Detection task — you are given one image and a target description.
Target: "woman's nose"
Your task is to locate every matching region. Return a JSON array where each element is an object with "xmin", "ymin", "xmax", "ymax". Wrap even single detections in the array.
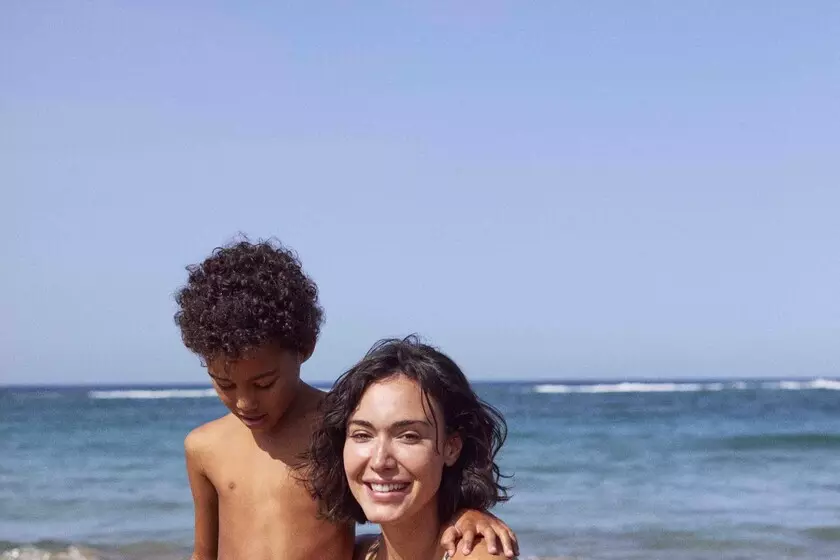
[{"xmin": 370, "ymin": 439, "xmax": 396, "ymax": 471}]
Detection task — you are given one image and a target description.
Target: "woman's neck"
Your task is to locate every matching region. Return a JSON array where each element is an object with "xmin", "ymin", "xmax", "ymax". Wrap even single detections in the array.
[{"xmin": 378, "ymin": 503, "xmax": 443, "ymax": 560}]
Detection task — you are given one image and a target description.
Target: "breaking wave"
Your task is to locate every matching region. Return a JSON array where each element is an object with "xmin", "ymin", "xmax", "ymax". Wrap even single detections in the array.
[
  {"xmin": 88, "ymin": 389, "xmax": 217, "ymax": 400},
  {"xmin": 533, "ymin": 378, "xmax": 840, "ymax": 394}
]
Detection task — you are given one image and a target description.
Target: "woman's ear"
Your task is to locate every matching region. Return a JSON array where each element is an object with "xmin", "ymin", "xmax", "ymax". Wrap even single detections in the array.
[{"xmin": 444, "ymin": 433, "xmax": 463, "ymax": 466}]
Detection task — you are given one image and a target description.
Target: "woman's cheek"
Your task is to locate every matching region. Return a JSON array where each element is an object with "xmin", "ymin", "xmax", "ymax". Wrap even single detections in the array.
[
  {"xmin": 343, "ymin": 441, "xmax": 365, "ymax": 476},
  {"xmin": 395, "ymin": 442, "xmax": 430, "ymax": 471}
]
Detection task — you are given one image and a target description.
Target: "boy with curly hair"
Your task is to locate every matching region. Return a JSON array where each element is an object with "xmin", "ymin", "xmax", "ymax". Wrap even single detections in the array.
[{"xmin": 174, "ymin": 239, "xmax": 518, "ymax": 560}]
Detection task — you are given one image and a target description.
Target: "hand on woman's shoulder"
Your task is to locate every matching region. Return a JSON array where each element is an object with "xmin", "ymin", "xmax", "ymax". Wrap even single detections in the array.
[{"xmin": 448, "ymin": 539, "xmax": 518, "ymax": 560}]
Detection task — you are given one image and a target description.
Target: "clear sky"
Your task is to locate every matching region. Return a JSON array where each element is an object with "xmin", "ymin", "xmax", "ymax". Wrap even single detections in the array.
[{"xmin": 3, "ymin": 2, "xmax": 839, "ymax": 385}]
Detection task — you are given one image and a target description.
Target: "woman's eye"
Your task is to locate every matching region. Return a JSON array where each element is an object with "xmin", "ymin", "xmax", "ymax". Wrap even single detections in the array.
[
  {"xmin": 399, "ymin": 433, "xmax": 421, "ymax": 443},
  {"xmin": 216, "ymin": 382, "xmax": 235, "ymax": 390},
  {"xmin": 349, "ymin": 432, "xmax": 372, "ymax": 442}
]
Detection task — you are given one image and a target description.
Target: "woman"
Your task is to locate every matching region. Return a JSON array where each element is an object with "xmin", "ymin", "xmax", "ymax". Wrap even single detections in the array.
[{"xmin": 306, "ymin": 336, "xmax": 515, "ymax": 560}]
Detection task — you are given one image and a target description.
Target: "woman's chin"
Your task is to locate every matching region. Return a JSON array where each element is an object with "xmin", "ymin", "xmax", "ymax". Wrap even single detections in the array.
[{"xmin": 361, "ymin": 503, "xmax": 409, "ymax": 525}]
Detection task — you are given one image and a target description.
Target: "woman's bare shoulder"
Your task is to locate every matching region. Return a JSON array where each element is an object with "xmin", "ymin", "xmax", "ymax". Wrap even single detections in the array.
[{"xmin": 449, "ymin": 539, "xmax": 519, "ymax": 560}]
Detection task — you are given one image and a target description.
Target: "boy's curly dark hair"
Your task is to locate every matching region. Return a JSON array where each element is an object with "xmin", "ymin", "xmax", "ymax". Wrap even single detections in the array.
[
  {"xmin": 174, "ymin": 238, "xmax": 323, "ymax": 360},
  {"xmin": 304, "ymin": 336, "xmax": 509, "ymax": 524}
]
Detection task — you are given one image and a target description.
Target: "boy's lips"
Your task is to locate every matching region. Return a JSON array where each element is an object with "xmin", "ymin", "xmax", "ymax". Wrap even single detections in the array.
[{"xmin": 238, "ymin": 413, "xmax": 268, "ymax": 428}]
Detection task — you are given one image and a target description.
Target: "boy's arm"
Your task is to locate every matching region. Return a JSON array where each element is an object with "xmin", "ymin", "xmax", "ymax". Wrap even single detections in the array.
[
  {"xmin": 440, "ymin": 510, "xmax": 518, "ymax": 558},
  {"xmin": 185, "ymin": 431, "xmax": 219, "ymax": 560}
]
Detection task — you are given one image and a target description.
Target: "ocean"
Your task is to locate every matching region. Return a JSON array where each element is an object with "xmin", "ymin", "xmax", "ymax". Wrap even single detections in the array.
[{"xmin": 2, "ymin": 379, "xmax": 840, "ymax": 560}]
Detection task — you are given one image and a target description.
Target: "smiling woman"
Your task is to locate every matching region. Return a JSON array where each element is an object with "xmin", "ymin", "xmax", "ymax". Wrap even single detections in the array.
[{"xmin": 305, "ymin": 336, "xmax": 514, "ymax": 560}]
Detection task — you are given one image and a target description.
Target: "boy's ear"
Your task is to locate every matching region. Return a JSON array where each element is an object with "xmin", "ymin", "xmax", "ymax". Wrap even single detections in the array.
[
  {"xmin": 299, "ymin": 340, "xmax": 316, "ymax": 364},
  {"xmin": 444, "ymin": 433, "xmax": 463, "ymax": 467}
]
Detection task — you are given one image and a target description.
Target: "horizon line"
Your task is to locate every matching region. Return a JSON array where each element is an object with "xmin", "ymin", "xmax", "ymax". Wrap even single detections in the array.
[{"xmin": 3, "ymin": 374, "xmax": 839, "ymax": 389}]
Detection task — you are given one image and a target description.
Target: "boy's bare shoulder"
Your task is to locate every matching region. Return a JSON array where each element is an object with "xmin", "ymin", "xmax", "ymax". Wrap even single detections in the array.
[{"xmin": 185, "ymin": 414, "xmax": 240, "ymax": 458}]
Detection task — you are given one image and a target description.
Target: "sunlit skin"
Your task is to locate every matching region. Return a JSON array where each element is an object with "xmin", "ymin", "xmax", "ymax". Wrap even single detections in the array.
[
  {"xmin": 185, "ymin": 344, "xmax": 353, "ymax": 560},
  {"xmin": 185, "ymin": 345, "xmax": 514, "ymax": 560},
  {"xmin": 345, "ymin": 375, "xmax": 507, "ymax": 560}
]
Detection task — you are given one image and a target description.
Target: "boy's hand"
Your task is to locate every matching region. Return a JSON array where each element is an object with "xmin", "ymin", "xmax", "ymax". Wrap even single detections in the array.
[{"xmin": 440, "ymin": 510, "xmax": 518, "ymax": 558}]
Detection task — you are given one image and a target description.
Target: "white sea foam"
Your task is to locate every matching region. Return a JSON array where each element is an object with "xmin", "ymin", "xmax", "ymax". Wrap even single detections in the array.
[
  {"xmin": 534, "ymin": 378, "xmax": 840, "ymax": 394},
  {"xmin": 812, "ymin": 378, "xmax": 840, "ymax": 390},
  {"xmin": 88, "ymin": 388, "xmax": 217, "ymax": 399},
  {"xmin": 1, "ymin": 546, "xmax": 95, "ymax": 560},
  {"xmin": 762, "ymin": 378, "xmax": 840, "ymax": 391},
  {"xmin": 534, "ymin": 382, "xmax": 710, "ymax": 394}
]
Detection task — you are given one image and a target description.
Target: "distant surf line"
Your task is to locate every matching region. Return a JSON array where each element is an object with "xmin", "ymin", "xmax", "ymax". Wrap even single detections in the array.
[
  {"xmin": 533, "ymin": 378, "xmax": 840, "ymax": 394},
  {"xmin": 87, "ymin": 384, "xmax": 334, "ymax": 399},
  {"xmin": 88, "ymin": 388, "xmax": 219, "ymax": 399},
  {"xmin": 82, "ymin": 378, "xmax": 840, "ymax": 399}
]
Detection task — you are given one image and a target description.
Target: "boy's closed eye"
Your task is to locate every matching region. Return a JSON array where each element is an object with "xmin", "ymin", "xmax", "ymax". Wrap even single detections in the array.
[{"xmin": 254, "ymin": 378, "xmax": 277, "ymax": 389}]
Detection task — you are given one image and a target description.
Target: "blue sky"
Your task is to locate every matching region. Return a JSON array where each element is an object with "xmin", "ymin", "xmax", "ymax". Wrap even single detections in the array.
[{"xmin": 3, "ymin": 2, "xmax": 839, "ymax": 384}]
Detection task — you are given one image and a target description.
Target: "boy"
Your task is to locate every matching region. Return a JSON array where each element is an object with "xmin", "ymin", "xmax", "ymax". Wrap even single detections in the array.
[{"xmin": 174, "ymin": 239, "xmax": 518, "ymax": 560}]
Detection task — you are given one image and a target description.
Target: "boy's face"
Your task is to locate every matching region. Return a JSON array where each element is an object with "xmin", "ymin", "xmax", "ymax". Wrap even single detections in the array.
[{"xmin": 206, "ymin": 344, "xmax": 303, "ymax": 432}]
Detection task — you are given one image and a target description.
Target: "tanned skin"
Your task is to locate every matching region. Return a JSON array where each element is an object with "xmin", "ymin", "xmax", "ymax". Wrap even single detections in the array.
[
  {"xmin": 185, "ymin": 345, "xmax": 354, "ymax": 560},
  {"xmin": 184, "ymin": 345, "xmax": 518, "ymax": 559}
]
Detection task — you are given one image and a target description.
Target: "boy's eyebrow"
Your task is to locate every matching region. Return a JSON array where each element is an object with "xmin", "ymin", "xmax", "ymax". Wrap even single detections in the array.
[
  {"xmin": 249, "ymin": 368, "xmax": 278, "ymax": 381},
  {"xmin": 348, "ymin": 419, "xmax": 432, "ymax": 429},
  {"xmin": 208, "ymin": 369, "xmax": 278, "ymax": 381}
]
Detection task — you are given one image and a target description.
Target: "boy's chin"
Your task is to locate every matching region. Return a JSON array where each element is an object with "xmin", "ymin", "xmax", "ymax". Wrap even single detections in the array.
[{"xmin": 237, "ymin": 414, "xmax": 273, "ymax": 431}]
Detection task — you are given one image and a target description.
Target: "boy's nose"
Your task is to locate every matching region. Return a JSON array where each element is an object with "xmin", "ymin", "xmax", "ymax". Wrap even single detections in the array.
[{"xmin": 236, "ymin": 395, "xmax": 259, "ymax": 412}]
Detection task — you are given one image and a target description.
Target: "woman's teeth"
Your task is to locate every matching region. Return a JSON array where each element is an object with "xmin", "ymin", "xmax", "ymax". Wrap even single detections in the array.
[{"xmin": 369, "ymin": 482, "xmax": 409, "ymax": 492}]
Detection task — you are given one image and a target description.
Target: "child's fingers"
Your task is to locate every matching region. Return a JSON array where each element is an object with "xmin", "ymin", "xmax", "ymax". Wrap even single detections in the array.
[
  {"xmin": 459, "ymin": 529, "xmax": 476, "ymax": 555},
  {"xmin": 480, "ymin": 524, "xmax": 499, "ymax": 554},
  {"xmin": 507, "ymin": 529, "xmax": 519, "ymax": 557},
  {"xmin": 485, "ymin": 520, "xmax": 517, "ymax": 557},
  {"xmin": 496, "ymin": 528, "xmax": 517, "ymax": 557},
  {"xmin": 439, "ymin": 526, "xmax": 460, "ymax": 556}
]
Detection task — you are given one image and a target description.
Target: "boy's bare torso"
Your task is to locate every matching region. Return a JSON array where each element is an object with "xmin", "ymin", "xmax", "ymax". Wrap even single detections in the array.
[{"xmin": 186, "ymin": 389, "xmax": 354, "ymax": 560}]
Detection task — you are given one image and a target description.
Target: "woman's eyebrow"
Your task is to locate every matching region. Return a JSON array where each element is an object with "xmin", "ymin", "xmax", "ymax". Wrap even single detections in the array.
[
  {"xmin": 391, "ymin": 419, "xmax": 432, "ymax": 429},
  {"xmin": 348, "ymin": 419, "xmax": 432, "ymax": 429}
]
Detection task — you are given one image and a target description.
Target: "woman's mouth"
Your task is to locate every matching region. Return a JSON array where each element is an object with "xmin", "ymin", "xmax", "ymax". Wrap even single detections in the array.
[
  {"xmin": 364, "ymin": 481, "xmax": 411, "ymax": 502},
  {"xmin": 367, "ymin": 482, "xmax": 410, "ymax": 493}
]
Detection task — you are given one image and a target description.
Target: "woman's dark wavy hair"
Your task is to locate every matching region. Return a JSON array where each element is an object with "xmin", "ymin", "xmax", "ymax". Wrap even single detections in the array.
[
  {"xmin": 174, "ymin": 237, "xmax": 323, "ymax": 360},
  {"xmin": 305, "ymin": 335, "xmax": 509, "ymax": 524}
]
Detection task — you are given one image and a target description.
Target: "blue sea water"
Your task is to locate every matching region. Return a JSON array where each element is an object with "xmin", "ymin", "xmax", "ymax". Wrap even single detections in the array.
[{"xmin": 2, "ymin": 379, "xmax": 840, "ymax": 560}]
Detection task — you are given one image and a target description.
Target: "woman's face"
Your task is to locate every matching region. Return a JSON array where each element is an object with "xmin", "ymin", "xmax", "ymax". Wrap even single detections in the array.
[{"xmin": 343, "ymin": 374, "xmax": 461, "ymax": 525}]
